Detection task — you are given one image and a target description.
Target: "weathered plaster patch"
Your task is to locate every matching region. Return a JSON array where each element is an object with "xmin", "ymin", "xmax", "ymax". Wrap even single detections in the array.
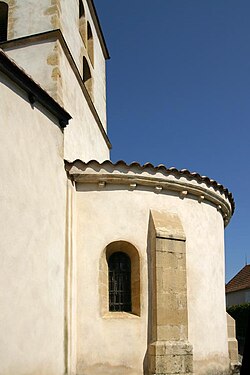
[
  {"xmin": 194, "ymin": 356, "xmax": 231, "ymax": 375},
  {"xmin": 47, "ymin": 50, "xmax": 59, "ymax": 66},
  {"xmin": 78, "ymin": 363, "xmax": 140, "ymax": 375},
  {"xmin": 47, "ymin": 41, "xmax": 63, "ymax": 106},
  {"xmin": 51, "ymin": 66, "xmax": 61, "ymax": 80},
  {"xmin": 44, "ymin": 0, "xmax": 61, "ymax": 30}
]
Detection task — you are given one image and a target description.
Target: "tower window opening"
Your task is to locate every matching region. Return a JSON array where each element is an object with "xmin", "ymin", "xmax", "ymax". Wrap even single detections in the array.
[
  {"xmin": 83, "ymin": 56, "xmax": 92, "ymax": 97},
  {"xmin": 79, "ymin": 0, "xmax": 85, "ymax": 18},
  {"xmin": 0, "ymin": 2, "xmax": 8, "ymax": 43},
  {"xmin": 87, "ymin": 22, "xmax": 94, "ymax": 66},
  {"xmin": 108, "ymin": 252, "xmax": 131, "ymax": 312},
  {"xmin": 79, "ymin": 0, "xmax": 86, "ymax": 44}
]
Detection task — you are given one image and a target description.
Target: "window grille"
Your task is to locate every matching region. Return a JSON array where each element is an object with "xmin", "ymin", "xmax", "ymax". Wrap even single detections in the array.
[{"xmin": 108, "ymin": 252, "xmax": 131, "ymax": 312}]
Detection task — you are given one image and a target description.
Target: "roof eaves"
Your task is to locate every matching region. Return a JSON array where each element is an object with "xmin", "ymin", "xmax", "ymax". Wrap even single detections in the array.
[{"xmin": 65, "ymin": 159, "xmax": 235, "ymax": 215}]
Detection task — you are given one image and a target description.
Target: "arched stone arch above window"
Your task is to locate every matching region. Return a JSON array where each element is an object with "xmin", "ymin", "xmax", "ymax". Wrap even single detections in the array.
[
  {"xmin": 79, "ymin": 0, "xmax": 86, "ymax": 45},
  {"xmin": 0, "ymin": 2, "xmax": 8, "ymax": 43},
  {"xmin": 99, "ymin": 241, "xmax": 141, "ymax": 317}
]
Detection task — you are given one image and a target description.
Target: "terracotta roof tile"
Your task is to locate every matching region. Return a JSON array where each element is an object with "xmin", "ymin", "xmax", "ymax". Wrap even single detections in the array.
[
  {"xmin": 226, "ymin": 265, "xmax": 250, "ymax": 293},
  {"xmin": 65, "ymin": 159, "xmax": 235, "ymax": 214}
]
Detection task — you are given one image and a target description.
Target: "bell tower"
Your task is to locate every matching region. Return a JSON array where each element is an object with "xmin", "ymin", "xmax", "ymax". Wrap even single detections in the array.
[{"xmin": 0, "ymin": 0, "xmax": 111, "ymax": 162}]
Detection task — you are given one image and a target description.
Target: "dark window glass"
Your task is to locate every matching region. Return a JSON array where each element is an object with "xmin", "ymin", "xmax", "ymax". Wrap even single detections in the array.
[
  {"xmin": 108, "ymin": 252, "xmax": 131, "ymax": 312},
  {"xmin": 83, "ymin": 56, "xmax": 91, "ymax": 83},
  {"xmin": 0, "ymin": 2, "xmax": 8, "ymax": 43},
  {"xmin": 79, "ymin": 0, "xmax": 84, "ymax": 18},
  {"xmin": 87, "ymin": 22, "xmax": 92, "ymax": 40}
]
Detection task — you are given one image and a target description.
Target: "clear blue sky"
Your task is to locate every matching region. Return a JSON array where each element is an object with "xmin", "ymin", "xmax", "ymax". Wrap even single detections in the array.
[{"xmin": 94, "ymin": 0, "xmax": 250, "ymax": 282}]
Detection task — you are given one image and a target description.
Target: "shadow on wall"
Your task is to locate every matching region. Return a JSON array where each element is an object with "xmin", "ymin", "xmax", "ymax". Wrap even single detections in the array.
[{"xmin": 143, "ymin": 213, "xmax": 153, "ymax": 375}]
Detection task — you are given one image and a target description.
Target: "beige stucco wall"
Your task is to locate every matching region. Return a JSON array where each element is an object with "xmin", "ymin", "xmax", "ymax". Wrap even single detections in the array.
[
  {"xmin": 0, "ymin": 72, "xmax": 66, "ymax": 375},
  {"xmin": 75, "ymin": 184, "xmax": 230, "ymax": 375}
]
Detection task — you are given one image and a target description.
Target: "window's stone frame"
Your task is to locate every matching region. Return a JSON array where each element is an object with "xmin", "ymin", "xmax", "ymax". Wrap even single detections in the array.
[{"xmin": 99, "ymin": 240, "xmax": 141, "ymax": 317}]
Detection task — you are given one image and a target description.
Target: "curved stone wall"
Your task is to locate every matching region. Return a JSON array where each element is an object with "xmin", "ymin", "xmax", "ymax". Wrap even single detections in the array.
[{"xmin": 66, "ymin": 160, "xmax": 232, "ymax": 375}]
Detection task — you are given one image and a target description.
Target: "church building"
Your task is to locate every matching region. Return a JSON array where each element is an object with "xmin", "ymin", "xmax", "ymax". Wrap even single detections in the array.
[{"xmin": 0, "ymin": 1, "xmax": 239, "ymax": 374}]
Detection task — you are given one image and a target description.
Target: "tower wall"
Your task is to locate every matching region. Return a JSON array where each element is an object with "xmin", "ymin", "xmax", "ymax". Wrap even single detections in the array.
[
  {"xmin": 2, "ymin": 0, "xmax": 109, "ymax": 162},
  {"xmin": 6, "ymin": 0, "xmax": 56, "ymax": 40}
]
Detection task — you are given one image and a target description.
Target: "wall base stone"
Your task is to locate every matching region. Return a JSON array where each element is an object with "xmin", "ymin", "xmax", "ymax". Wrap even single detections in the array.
[
  {"xmin": 230, "ymin": 364, "xmax": 241, "ymax": 375},
  {"xmin": 149, "ymin": 340, "xmax": 193, "ymax": 375}
]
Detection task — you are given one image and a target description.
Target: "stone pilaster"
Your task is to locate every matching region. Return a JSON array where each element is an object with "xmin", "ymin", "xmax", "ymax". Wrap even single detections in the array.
[
  {"xmin": 149, "ymin": 210, "xmax": 193, "ymax": 375},
  {"xmin": 227, "ymin": 313, "xmax": 240, "ymax": 374}
]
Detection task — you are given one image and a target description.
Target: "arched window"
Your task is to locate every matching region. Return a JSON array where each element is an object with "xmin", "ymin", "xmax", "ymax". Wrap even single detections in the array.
[
  {"xmin": 87, "ymin": 22, "xmax": 94, "ymax": 66},
  {"xmin": 108, "ymin": 252, "xmax": 131, "ymax": 312},
  {"xmin": 83, "ymin": 56, "xmax": 92, "ymax": 96},
  {"xmin": 99, "ymin": 241, "xmax": 140, "ymax": 316},
  {"xmin": 79, "ymin": 0, "xmax": 86, "ymax": 44},
  {"xmin": 0, "ymin": 2, "xmax": 8, "ymax": 43}
]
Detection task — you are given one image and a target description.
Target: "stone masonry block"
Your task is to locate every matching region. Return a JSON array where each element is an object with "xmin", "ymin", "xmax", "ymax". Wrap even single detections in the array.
[
  {"xmin": 156, "ymin": 325, "xmax": 182, "ymax": 341},
  {"xmin": 161, "ymin": 268, "xmax": 187, "ymax": 292},
  {"xmin": 156, "ymin": 324, "xmax": 188, "ymax": 341},
  {"xmin": 155, "ymin": 354, "xmax": 184, "ymax": 373},
  {"xmin": 228, "ymin": 338, "xmax": 239, "ymax": 364},
  {"xmin": 150, "ymin": 353, "xmax": 193, "ymax": 374},
  {"xmin": 156, "ymin": 238, "xmax": 186, "ymax": 254},
  {"xmin": 149, "ymin": 341, "xmax": 193, "ymax": 356}
]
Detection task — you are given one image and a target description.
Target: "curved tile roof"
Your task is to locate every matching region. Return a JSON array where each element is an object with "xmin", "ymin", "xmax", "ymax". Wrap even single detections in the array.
[{"xmin": 65, "ymin": 159, "xmax": 235, "ymax": 214}]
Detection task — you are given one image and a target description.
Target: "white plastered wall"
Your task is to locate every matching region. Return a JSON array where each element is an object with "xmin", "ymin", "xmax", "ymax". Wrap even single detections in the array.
[
  {"xmin": 6, "ymin": 40, "xmax": 110, "ymax": 162},
  {"xmin": 5, "ymin": 0, "xmax": 53, "ymax": 39},
  {"xmin": 6, "ymin": 0, "xmax": 107, "ymax": 131},
  {"xmin": 59, "ymin": 42, "xmax": 109, "ymax": 162},
  {"xmin": 74, "ymin": 185, "xmax": 229, "ymax": 375},
  {"xmin": 5, "ymin": 0, "xmax": 109, "ymax": 162},
  {"xmin": 0, "ymin": 73, "xmax": 66, "ymax": 375},
  {"xmin": 6, "ymin": 41, "xmax": 57, "ymax": 97}
]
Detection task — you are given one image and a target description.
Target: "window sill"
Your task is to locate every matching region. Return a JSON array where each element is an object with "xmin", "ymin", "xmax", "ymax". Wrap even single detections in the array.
[{"xmin": 102, "ymin": 312, "xmax": 140, "ymax": 319}]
